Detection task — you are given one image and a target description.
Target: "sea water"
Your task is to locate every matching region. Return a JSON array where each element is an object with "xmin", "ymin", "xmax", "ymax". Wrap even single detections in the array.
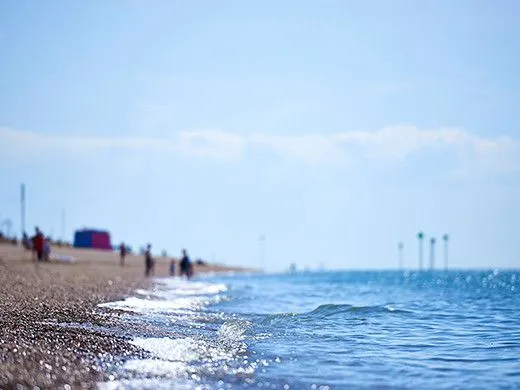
[{"xmin": 98, "ymin": 270, "xmax": 520, "ymax": 389}]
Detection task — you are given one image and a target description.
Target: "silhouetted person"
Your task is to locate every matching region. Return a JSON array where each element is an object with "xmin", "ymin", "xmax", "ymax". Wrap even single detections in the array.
[
  {"xmin": 179, "ymin": 249, "xmax": 193, "ymax": 279},
  {"xmin": 32, "ymin": 227, "xmax": 44, "ymax": 262},
  {"xmin": 169, "ymin": 259, "xmax": 176, "ymax": 276},
  {"xmin": 119, "ymin": 242, "xmax": 127, "ymax": 267},
  {"xmin": 144, "ymin": 244, "xmax": 154, "ymax": 277}
]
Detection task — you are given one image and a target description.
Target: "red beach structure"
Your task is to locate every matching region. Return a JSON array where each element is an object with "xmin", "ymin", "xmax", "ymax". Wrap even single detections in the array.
[{"xmin": 73, "ymin": 229, "xmax": 112, "ymax": 250}]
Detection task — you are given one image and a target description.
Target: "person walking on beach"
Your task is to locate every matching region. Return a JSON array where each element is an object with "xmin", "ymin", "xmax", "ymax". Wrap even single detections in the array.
[
  {"xmin": 179, "ymin": 249, "xmax": 193, "ymax": 279},
  {"xmin": 144, "ymin": 244, "xmax": 154, "ymax": 277},
  {"xmin": 32, "ymin": 227, "xmax": 44, "ymax": 262},
  {"xmin": 119, "ymin": 242, "xmax": 127, "ymax": 267}
]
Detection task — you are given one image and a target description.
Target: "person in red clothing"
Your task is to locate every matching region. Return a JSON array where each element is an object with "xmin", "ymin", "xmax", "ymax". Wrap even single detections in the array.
[{"xmin": 32, "ymin": 227, "xmax": 44, "ymax": 262}]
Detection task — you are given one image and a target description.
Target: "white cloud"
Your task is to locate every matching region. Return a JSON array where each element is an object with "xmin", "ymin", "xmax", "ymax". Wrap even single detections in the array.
[
  {"xmin": 250, "ymin": 133, "xmax": 346, "ymax": 165},
  {"xmin": 177, "ymin": 129, "xmax": 245, "ymax": 160},
  {"xmin": 0, "ymin": 126, "xmax": 518, "ymax": 173}
]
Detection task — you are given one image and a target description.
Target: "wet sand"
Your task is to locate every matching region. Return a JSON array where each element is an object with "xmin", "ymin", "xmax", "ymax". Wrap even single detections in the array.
[{"xmin": 0, "ymin": 243, "xmax": 251, "ymax": 389}]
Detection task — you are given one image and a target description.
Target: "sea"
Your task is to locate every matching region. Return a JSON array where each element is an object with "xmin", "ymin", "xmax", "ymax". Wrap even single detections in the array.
[{"xmin": 97, "ymin": 270, "xmax": 520, "ymax": 390}]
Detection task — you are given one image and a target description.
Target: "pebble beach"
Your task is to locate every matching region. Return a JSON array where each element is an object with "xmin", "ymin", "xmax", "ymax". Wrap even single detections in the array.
[{"xmin": 0, "ymin": 243, "xmax": 247, "ymax": 389}]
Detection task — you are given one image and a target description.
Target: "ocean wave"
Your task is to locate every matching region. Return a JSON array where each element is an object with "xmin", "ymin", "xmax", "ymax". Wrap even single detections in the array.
[
  {"xmin": 217, "ymin": 319, "xmax": 251, "ymax": 348},
  {"xmin": 255, "ymin": 303, "xmax": 408, "ymax": 326},
  {"xmin": 154, "ymin": 279, "xmax": 228, "ymax": 295},
  {"xmin": 99, "ymin": 270, "xmax": 520, "ymax": 389},
  {"xmin": 303, "ymin": 303, "xmax": 409, "ymax": 318}
]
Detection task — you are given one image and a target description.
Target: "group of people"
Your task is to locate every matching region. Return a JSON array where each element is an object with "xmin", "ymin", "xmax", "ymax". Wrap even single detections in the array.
[
  {"xmin": 20, "ymin": 230, "xmax": 196, "ymax": 278},
  {"xmin": 119, "ymin": 242, "xmax": 194, "ymax": 279},
  {"xmin": 23, "ymin": 227, "xmax": 51, "ymax": 262}
]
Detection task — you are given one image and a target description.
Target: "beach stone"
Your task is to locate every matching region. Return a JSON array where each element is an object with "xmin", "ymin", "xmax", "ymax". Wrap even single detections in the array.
[{"xmin": 0, "ymin": 248, "xmax": 150, "ymax": 389}]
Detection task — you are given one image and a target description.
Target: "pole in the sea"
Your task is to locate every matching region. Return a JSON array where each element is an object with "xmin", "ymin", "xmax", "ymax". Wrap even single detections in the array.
[
  {"xmin": 429, "ymin": 237, "xmax": 436, "ymax": 270},
  {"xmin": 259, "ymin": 234, "xmax": 266, "ymax": 272},
  {"xmin": 398, "ymin": 242, "xmax": 404, "ymax": 270},
  {"xmin": 443, "ymin": 233, "xmax": 449, "ymax": 270},
  {"xmin": 20, "ymin": 183, "xmax": 26, "ymax": 238},
  {"xmin": 417, "ymin": 231, "xmax": 424, "ymax": 270}
]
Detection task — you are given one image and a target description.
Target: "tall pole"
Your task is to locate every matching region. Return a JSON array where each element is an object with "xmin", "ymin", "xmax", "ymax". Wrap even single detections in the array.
[
  {"xmin": 259, "ymin": 234, "xmax": 266, "ymax": 272},
  {"xmin": 417, "ymin": 231, "xmax": 424, "ymax": 270},
  {"xmin": 398, "ymin": 242, "xmax": 404, "ymax": 270},
  {"xmin": 430, "ymin": 237, "xmax": 436, "ymax": 270},
  {"xmin": 20, "ymin": 183, "xmax": 26, "ymax": 238}
]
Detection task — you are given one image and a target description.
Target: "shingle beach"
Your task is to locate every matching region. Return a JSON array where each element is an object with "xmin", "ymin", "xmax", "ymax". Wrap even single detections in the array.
[{"xmin": 0, "ymin": 243, "xmax": 247, "ymax": 389}]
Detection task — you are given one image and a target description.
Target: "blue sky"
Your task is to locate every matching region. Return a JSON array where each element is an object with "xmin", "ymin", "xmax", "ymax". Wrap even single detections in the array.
[{"xmin": 1, "ymin": 0, "xmax": 519, "ymax": 270}]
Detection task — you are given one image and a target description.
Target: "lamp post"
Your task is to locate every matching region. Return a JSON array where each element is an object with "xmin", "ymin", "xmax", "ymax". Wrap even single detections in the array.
[
  {"xmin": 417, "ymin": 231, "xmax": 424, "ymax": 270},
  {"xmin": 430, "ymin": 237, "xmax": 436, "ymax": 270}
]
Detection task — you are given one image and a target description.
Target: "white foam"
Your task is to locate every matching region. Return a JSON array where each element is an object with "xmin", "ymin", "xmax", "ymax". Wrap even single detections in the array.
[
  {"xmin": 123, "ymin": 359, "xmax": 187, "ymax": 377},
  {"xmin": 130, "ymin": 336, "xmax": 239, "ymax": 364},
  {"xmin": 98, "ymin": 274, "xmax": 229, "ymax": 317},
  {"xmin": 98, "ymin": 377, "xmax": 194, "ymax": 390},
  {"xmin": 96, "ymin": 277, "xmax": 255, "ymax": 387},
  {"xmin": 97, "ymin": 340, "xmax": 203, "ymax": 389},
  {"xmin": 98, "ymin": 296, "xmax": 211, "ymax": 313},
  {"xmin": 100, "ymin": 278, "xmax": 228, "ymax": 314},
  {"xmin": 130, "ymin": 337, "xmax": 200, "ymax": 362},
  {"xmin": 114, "ymin": 333, "xmax": 254, "ymax": 384},
  {"xmin": 152, "ymin": 279, "xmax": 228, "ymax": 296}
]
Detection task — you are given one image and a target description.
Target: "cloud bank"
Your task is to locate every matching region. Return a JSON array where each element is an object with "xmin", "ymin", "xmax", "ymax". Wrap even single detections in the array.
[{"xmin": 0, "ymin": 126, "xmax": 518, "ymax": 173}]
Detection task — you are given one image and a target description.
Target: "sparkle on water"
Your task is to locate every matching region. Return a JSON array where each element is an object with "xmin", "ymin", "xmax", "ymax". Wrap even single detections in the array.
[{"xmin": 97, "ymin": 270, "xmax": 520, "ymax": 389}]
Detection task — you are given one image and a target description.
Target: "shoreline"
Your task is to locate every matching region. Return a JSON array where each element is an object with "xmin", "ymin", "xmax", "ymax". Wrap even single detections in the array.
[{"xmin": 0, "ymin": 243, "xmax": 251, "ymax": 389}]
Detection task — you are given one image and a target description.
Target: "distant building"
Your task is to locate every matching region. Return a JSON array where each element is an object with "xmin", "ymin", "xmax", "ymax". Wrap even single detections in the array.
[{"xmin": 73, "ymin": 229, "xmax": 112, "ymax": 250}]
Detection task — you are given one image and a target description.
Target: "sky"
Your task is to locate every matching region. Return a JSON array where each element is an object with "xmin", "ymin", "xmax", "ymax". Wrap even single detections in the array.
[{"xmin": 1, "ymin": 0, "xmax": 519, "ymax": 271}]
